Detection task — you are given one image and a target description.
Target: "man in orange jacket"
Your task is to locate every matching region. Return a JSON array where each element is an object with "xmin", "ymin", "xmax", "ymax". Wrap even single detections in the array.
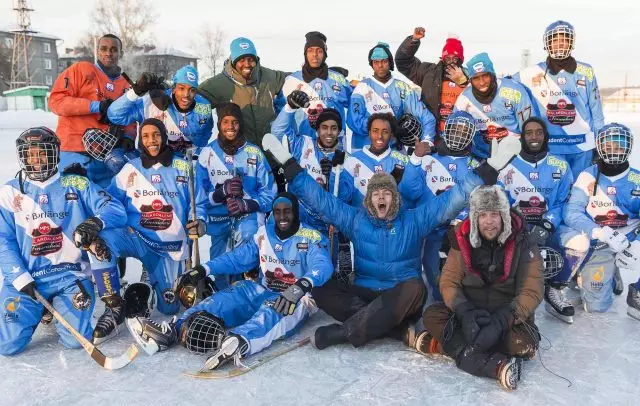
[{"xmin": 49, "ymin": 34, "xmax": 135, "ymax": 187}]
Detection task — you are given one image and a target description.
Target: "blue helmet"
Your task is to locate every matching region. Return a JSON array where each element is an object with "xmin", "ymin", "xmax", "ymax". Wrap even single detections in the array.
[
  {"xmin": 443, "ymin": 111, "xmax": 475, "ymax": 151},
  {"xmin": 544, "ymin": 20, "xmax": 575, "ymax": 59},
  {"xmin": 596, "ymin": 123, "xmax": 633, "ymax": 165}
]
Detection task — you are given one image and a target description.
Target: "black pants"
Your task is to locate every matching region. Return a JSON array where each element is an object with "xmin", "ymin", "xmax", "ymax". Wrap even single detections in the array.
[
  {"xmin": 423, "ymin": 303, "xmax": 540, "ymax": 378},
  {"xmin": 312, "ymin": 278, "xmax": 425, "ymax": 347}
]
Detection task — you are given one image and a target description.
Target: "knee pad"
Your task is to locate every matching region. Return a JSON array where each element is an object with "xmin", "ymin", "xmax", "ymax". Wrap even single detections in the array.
[{"xmin": 578, "ymin": 252, "xmax": 615, "ymax": 313}]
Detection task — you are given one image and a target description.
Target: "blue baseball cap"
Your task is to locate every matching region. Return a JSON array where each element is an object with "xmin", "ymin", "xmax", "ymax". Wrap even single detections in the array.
[
  {"xmin": 465, "ymin": 52, "xmax": 495, "ymax": 78},
  {"xmin": 173, "ymin": 65, "xmax": 198, "ymax": 87},
  {"xmin": 230, "ymin": 37, "xmax": 258, "ymax": 65}
]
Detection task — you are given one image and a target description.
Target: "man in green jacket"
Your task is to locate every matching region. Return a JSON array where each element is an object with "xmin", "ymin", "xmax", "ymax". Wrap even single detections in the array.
[{"xmin": 197, "ymin": 37, "xmax": 289, "ymax": 148}]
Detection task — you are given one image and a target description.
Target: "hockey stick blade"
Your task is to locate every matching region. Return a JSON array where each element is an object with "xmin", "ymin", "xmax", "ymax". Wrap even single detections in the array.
[
  {"xmin": 34, "ymin": 290, "xmax": 139, "ymax": 370},
  {"xmin": 183, "ymin": 336, "xmax": 311, "ymax": 379}
]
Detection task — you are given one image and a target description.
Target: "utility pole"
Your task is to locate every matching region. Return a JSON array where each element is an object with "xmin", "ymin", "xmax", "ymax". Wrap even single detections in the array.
[
  {"xmin": 521, "ymin": 49, "xmax": 530, "ymax": 69},
  {"xmin": 10, "ymin": 0, "xmax": 34, "ymax": 89}
]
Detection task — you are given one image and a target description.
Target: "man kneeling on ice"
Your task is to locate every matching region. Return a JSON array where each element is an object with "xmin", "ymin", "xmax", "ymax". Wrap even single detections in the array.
[
  {"xmin": 415, "ymin": 185, "xmax": 543, "ymax": 390},
  {"xmin": 127, "ymin": 192, "xmax": 333, "ymax": 370},
  {"xmin": 261, "ymin": 131, "xmax": 521, "ymax": 350}
]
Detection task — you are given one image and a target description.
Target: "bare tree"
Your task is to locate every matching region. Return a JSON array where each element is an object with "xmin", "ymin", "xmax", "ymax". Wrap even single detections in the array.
[
  {"xmin": 195, "ymin": 25, "xmax": 226, "ymax": 79},
  {"xmin": 89, "ymin": 0, "xmax": 157, "ymax": 51},
  {"xmin": 0, "ymin": 40, "xmax": 12, "ymax": 89}
]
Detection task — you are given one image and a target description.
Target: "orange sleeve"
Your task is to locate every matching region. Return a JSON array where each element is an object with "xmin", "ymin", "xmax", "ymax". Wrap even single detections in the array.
[{"xmin": 48, "ymin": 63, "xmax": 93, "ymax": 116}]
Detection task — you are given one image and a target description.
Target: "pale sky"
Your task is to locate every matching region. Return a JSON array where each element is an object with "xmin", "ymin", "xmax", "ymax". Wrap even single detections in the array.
[{"xmin": 3, "ymin": 0, "xmax": 640, "ymax": 87}]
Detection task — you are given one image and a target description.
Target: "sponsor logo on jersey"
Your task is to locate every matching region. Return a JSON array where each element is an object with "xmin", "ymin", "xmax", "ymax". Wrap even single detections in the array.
[
  {"xmin": 264, "ymin": 267, "xmax": 296, "ymax": 292},
  {"xmin": 225, "ymin": 155, "xmax": 234, "ymax": 164},
  {"xmin": 529, "ymin": 172, "xmax": 539, "ymax": 180},
  {"xmin": 314, "ymin": 82, "xmax": 323, "ymax": 91},
  {"xmin": 105, "ymin": 82, "xmax": 114, "ymax": 92},
  {"xmin": 172, "ymin": 159, "xmax": 190, "ymax": 172},
  {"xmin": 72, "ymin": 291, "xmax": 91, "ymax": 310},
  {"xmin": 127, "ymin": 172, "xmax": 137, "ymax": 188},
  {"xmin": 503, "ymin": 168, "xmax": 515, "ymax": 185},
  {"xmin": 4, "ymin": 297, "xmax": 21, "ymax": 323},
  {"xmin": 65, "ymin": 192, "xmax": 78, "ymax": 201},
  {"xmin": 627, "ymin": 172, "xmax": 640, "ymax": 185},
  {"xmin": 332, "ymin": 84, "xmax": 340, "ymax": 92},
  {"xmin": 139, "ymin": 199, "xmax": 174, "ymax": 230},
  {"xmin": 557, "ymin": 77, "xmax": 567, "ymax": 85},
  {"xmin": 482, "ymin": 104, "xmax": 492, "ymax": 113},
  {"xmin": 575, "ymin": 64, "xmax": 594, "ymax": 81},
  {"xmin": 498, "ymin": 87, "xmax": 522, "ymax": 104},
  {"xmin": 374, "ymin": 165, "xmax": 383, "ymax": 173},
  {"xmin": 546, "ymin": 98, "xmax": 576, "ymax": 126},
  {"xmin": 194, "ymin": 103, "xmax": 212, "ymax": 116},
  {"xmin": 448, "ymin": 163, "xmax": 457, "ymax": 171},
  {"xmin": 576, "ymin": 79, "xmax": 586, "ymax": 87},
  {"xmin": 632, "ymin": 189, "xmax": 640, "ymax": 197},
  {"xmin": 275, "ymin": 243, "xmax": 283, "ymax": 252},
  {"xmin": 247, "ymin": 157, "xmax": 257, "ymax": 166},
  {"xmin": 12, "ymin": 195, "xmax": 23, "ymax": 212},
  {"xmin": 38, "ymin": 194, "xmax": 49, "ymax": 205},
  {"xmin": 382, "ymin": 92, "xmax": 390, "ymax": 99},
  {"xmin": 297, "ymin": 242, "xmax": 308, "ymax": 251},
  {"xmin": 607, "ymin": 186, "xmax": 617, "ymax": 195},
  {"xmin": 61, "ymin": 175, "xmax": 89, "ymax": 191},
  {"xmin": 175, "ymin": 175, "xmax": 187, "ymax": 184},
  {"xmin": 504, "ymin": 102, "xmax": 513, "ymax": 110},
  {"xmin": 31, "ymin": 222, "xmax": 63, "ymax": 256},
  {"xmin": 162, "ymin": 289, "xmax": 176, "ymax": 304},
  {"xmin": 552, "ymin": 172, "xmax": 562, "ymax": 180},
  {"xmin": 151, "ymin": 174, "xmax": 162, "ymax": 183}
]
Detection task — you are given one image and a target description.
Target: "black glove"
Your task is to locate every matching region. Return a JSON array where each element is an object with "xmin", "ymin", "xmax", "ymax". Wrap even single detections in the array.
[
  {"xmin": 455, "ymin": 302, "xmax": 491, "ymax": 344},
  {"xmin": 320, "ymin": 157, "xmax": 332, "ymax": 179},
  {"xmin": 176, "ymin": 265, "xmax": 207, "ymax": 296},
  {"xmin": 98, "ymin": 99, "xmax": 114, "ymax": 124},
  {"xmin": 149, "ymin": 89, "xmax": 170, "ymax": 111},
  {"xmin": 91, "ymin": 236, "xmax": 112, "ymax": 262},
  {"xmin": 530, "ymin": 220, "xmax": 554, "ymax": 246},
  {"xmin": 74, "ymin": 216, "xmax": 104, "ymax": 248},
  {"xmin": 390, "ymin": 164, "xmax": 405, "ymax": 184},
  {"xmin": 62, "ymin": 162, "xmax": 87, "ymax": 176},
  {"xmin": 272, "ymin": 278, "xmax": 312, "ymax": 316},
  {"xmin": 473, "ymin": 307, "xmax": 514, "ymax": 351},
  {"xmin": 133, "ymin": 72, "xmax": 163, "ymax": 96},
  {"xmin": 226, "ymin": 198, "xmax": 259, "ymax": 217},
  {"xmin": 332, "ymin": 150, "xmax": 346, "ymax": 166},
  {"xmin": 20, "ymin": 281, "xmax": 36, "ymax": 300},
  {"xmin": 186, "ymin": 219, "xmax": 207, "ymax": 238},
  {"xmin": 287, "ymin": 90, "xmax": 310, "ymax": 109}
]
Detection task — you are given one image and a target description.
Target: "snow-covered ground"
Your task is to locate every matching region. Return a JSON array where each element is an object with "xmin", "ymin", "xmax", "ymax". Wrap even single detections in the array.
[{"xmin": 0, "ymin": 110, "xmax": 639, "ymax": 406}]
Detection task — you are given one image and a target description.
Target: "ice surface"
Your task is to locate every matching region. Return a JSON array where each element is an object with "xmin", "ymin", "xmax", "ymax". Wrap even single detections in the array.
[{"xmin": 0, "ymin": 110, "xmax": 639, "ymax": 406}]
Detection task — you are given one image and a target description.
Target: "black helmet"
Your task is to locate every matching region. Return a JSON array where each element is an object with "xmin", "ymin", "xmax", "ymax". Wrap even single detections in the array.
[{"xmin": 16, "ymin": 126, "xmax": 60, "ymax": 181}]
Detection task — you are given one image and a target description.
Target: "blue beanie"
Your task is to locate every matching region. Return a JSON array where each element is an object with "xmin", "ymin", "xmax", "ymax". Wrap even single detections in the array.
[
  {"xmin": 465, "ymin": 53, "xmax": 495, "ymax": 78},
  {"xmin": 173, "ymin": 65, "xmax": 198, "ymax": 87},
  {"xmin": 368, "ymin": 42, "xmax": 394, "ymax": 70},
  {"xmin": 230, "ymin": 37, "xmax": 258, "ymax": 65}
]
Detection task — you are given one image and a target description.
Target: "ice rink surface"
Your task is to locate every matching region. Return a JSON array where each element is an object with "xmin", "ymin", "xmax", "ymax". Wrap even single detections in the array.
[{"xmin": 0, "ymin": 110, "xmax": 639, "ymax": 406}]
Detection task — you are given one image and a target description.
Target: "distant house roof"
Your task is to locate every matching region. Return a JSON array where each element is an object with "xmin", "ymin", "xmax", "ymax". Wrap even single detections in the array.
[
  {"xmin": 134, "ymin": 46, "xmax": 198, "ymax": 60},
  {"xmin": 0, "ymin": 24, "xmax": 61, "ymax": 41}
]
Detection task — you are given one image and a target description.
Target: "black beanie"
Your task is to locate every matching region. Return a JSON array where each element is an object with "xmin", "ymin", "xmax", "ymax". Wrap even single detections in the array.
[
  {"xmin": 304, "ymin": 31, "xmax": 327, "ymax": 54},
  {"xmin": 138, "ymin": 118, "xmax": 173, "ymax": 168},
  {"xmin": 368, "ymin": 42, "xmax": 394, "ymax": 71},
  {"xmin": 313, "ymin": 107, "xmax": 342, "ymax": 130},
  {"xmin": 272, "ymin": 192, "xmax": 301, "ymax": 240},
  {"xmin": 217, "ymin": 102, "xmax": 246, "ymax": 155}
]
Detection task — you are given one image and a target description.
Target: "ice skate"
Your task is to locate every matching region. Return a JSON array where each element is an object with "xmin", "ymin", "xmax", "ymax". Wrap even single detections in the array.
[{"xmin": 544, "ymin": 284, "xmax": 575, "ymax": 324}]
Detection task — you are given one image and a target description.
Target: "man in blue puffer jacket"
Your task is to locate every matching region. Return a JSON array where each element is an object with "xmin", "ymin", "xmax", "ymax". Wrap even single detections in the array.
[{"xmin": 262, "ymin": 131, "xmax": 521, "ymax": 349}]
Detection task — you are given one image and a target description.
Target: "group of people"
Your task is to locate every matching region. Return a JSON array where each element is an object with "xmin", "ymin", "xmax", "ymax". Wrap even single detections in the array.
[{"xmin": 0, "ymin": 19, "xmax": 638, "ymax": 392}]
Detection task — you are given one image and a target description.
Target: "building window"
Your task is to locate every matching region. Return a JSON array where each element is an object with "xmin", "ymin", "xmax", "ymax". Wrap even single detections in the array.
[
  {"xmin": 45, "ymin": 75, "xmax": 53, "ymax": 86},
  {"xmin": 44, "ymin": 42, "xmax": 51, "ymax": 53},
  {"xmin": 44, "ymin": 59, "xmax": 52, "ymax": 70}
]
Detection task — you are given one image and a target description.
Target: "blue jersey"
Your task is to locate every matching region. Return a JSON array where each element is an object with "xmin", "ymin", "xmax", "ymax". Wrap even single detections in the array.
[
  {"xmin": 109, "ymin": 156, "xmax": 208, "ymax": 261},
  {"xmin": 341, "ymin": 146, "xmax": 416, "ymax": 208},
  {"xmin": 108, "ymin": 89, "xmax": 214, "ymax": 153},
  {"xmin": 563, "ymin": 165, "xmax": 640, "ymax": 240},
  {"xmin": 0, "ymin": 173, "xmax": 126, "ymax": 289},
  {"xmin": 498, "ymin": 154, "xmax": 572, "ymax": 230},
  {"xmin": 196, "ymin": 140, "xmax": 276, "ymax": 223},
  {"xmin": 203, "ymin": 223, "xmax": 333, "ymax": 292},
  {"xmin": 454, "ymin": 78, "xmax": 534, "ymax": 158},
  {"xmin": 347, "ymin": 77, "xmax": 435, "ymax": 149},
  {"xmin": 409, "ymin": 153, "xmax": 476, "ymax": 224},
  {"xmin": 514, "ymin": 61, "xmax": 604, "ymax": 155},
  {"xmin": 277, "ymin": 69, "xmax": 352, "ymax": 141}
]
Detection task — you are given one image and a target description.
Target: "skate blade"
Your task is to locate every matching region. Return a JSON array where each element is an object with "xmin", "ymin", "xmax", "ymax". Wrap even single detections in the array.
[
  {"xmin": 125, "ymin": 318, "xmax": 159, "ymax": 356},
  {"xmin": 201, "ymin": 339, "xmax": 238, "ymax": 371},
  {"xmin": 544, "ymin": 302, "xmax": 574, "ymax": 324},
  {"xmin": 92, "ymin": 328, "xmax": 120, "ymax": 345},
  {"xmin": 627, "ymin": 306, "xmax": 640, "ymax": 321}
]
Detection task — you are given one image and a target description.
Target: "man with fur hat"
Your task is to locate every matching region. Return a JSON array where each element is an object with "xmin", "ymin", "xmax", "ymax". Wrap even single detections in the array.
[
  {"xmin": 277, "ymin": 31, "xmax": 352, "ymax": 145},
  {"xmin": 196, "ymin": 102, "xmax": 276, "ymax": 288},
  {"xmin": 454, "ymin": 53, "xmax": 535, "ymax": 159},
  {"xmin": 87, "ymin": 119, "xmax": 209, "ymax": 342},
  {"xmin": 108, "ymin": 65, "xmax": 214, "ymax": 155},
  {"xmin": 413, "ymin": 185, "xmax": 543, "ymax": 390},
  {"xmin": 347, "ymin": 41, "xmax": 435, "ymax": 151},
  {"xmin": 395, "ymin": 27, "xmax": 469, "ymax": 136},
  {"xmin": 198, "ymin": 37, "xmax": 289, "ymax": 148},
  {"xmin": 497, "ymin": 117, "xmax": 573, "ymax": 322},
  {"xmin": 261, "ymin": 126, "xmax": 522, "ymax": 351}
]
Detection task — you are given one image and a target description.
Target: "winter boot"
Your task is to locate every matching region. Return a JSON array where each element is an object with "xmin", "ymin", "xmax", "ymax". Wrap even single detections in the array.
[
  {"xmin": 627, "ymin": 283, "xmax": 640, "ymax": 321},
  {"xmin": 497, "ymin": 357, "xmax": 522, "ymax": 390},
  {"xmin": 201, "ymin": 334, "xmax": 248, "ymax": 371},
  {"xmin": 92, "ymin": 295, "xmax": 125, "ymax": 344},
  {"xmin": 544, "ymin": 283, "xmax": 575, "ymax": 324},
  {"xmin": 126, "ymin": 316, "xmax": 178, "ymax": 355},
  {"xmin": 311, "ymin": 323, "xmax": 349, "ymax": 350}
]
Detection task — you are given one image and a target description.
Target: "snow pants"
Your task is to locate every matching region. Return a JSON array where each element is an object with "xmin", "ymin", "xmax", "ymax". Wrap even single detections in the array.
[
  {"xmin": 177, "ymin": 280, "xmax": 313, "ymax": 356},
  {"xmin": 0, "ymin": 275, "xmax": 95, "ymax": 356},
  {"xmin": 311, "ymin": 278, "xmax": 426, "ymax": 347},
  {"xmin": 421, "ymin": 228, "xmax": 447, "ymax": 302},
  {"xmin": 89, "ymin": 228, "xmax": 184, "ymax": 315}
]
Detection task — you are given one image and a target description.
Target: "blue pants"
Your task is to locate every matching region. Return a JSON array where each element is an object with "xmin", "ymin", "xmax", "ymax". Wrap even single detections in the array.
[
  {"xmin": 207, "ymin": 213, "xmax": 260, "ymax": 289},
  {"xmin": 0, "ymin": 276, "xmax": 95, "ymax": 356},
  {"xmin": 554, "ymin": 150, "xmax": 594, "ymax": 181},
  {"xmin": 59, "ymin": 151, "xmax": 113, "ymax": 188},
  {"xmin": 421, "ymin": 229, "xmax": 446, "ymax": 301},
  {"xmin": 89, "ymin": 228, "xmax": 184, "ymax": 315},
  {"xmin": 178, "ymin": 280, "xmax": 312, "ymax": 356}
]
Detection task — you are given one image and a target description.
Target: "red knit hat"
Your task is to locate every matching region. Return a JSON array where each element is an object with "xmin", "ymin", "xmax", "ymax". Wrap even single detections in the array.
[{"xmin": 441, "ymin": 37, "xmax": 464, "ymax": 62}]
